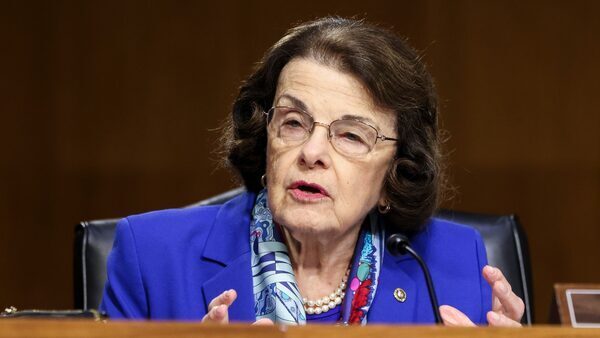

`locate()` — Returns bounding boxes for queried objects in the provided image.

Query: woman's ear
[377,194,391,214]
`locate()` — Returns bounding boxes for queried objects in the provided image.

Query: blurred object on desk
[551,283,600,328]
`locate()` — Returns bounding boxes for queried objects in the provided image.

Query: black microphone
[386,233,442,324]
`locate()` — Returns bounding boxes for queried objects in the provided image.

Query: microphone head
[385,233,411,256]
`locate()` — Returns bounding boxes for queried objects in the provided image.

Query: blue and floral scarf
[250,189,385,325]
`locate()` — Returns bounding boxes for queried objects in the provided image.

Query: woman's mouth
[288,181,330,201]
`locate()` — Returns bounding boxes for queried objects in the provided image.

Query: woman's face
[266,58,397,238]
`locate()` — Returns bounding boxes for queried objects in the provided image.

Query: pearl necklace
[302,269,349,315]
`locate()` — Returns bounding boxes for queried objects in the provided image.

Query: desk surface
[1,319,600,338]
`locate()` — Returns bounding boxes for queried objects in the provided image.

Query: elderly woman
[100,17,524,326]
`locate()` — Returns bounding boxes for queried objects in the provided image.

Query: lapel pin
[393,288,407,302]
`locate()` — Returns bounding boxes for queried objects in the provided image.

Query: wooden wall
[1,0,598,323]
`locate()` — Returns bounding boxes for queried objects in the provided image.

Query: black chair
[74,187,533,324]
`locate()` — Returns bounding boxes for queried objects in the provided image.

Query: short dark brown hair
[222,17,441,233]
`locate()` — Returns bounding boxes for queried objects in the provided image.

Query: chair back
[74,187,533,324]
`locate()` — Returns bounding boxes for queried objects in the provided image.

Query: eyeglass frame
[263,105,398,156]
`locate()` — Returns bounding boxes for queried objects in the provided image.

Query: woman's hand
[201,289,274,325]
[439,265,524,327]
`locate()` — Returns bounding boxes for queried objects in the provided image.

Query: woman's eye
[282,118,304,128]
[339,132,366,143]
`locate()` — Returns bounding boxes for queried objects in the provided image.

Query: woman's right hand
[201,289,274,325]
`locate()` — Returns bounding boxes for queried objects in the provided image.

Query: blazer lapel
[200,192,257,322]
[369,225,440,323]
[201,253,255,321]
[368,249,417,323]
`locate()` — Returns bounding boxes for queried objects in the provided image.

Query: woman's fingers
[482,266,525,322]
[252,318,275,325]
[207,289,238,310]
[202,304,229,323]
[440,305,522,328]
[491,279,525,321]
[439,305,476,327]
[440,267,525,328]
[487,311,522,327]
[202,289,238,324]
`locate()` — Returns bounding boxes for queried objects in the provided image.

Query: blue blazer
[100,192,492,324]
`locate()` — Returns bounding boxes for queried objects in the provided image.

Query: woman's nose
[298,125,332,168]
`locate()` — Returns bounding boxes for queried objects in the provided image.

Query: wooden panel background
[0,0,598,323]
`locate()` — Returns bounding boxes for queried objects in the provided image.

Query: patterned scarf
[250,189,385,325]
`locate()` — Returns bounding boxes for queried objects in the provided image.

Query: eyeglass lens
[268,107,378,156]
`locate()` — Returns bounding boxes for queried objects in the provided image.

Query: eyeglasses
[264,106,397,157]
